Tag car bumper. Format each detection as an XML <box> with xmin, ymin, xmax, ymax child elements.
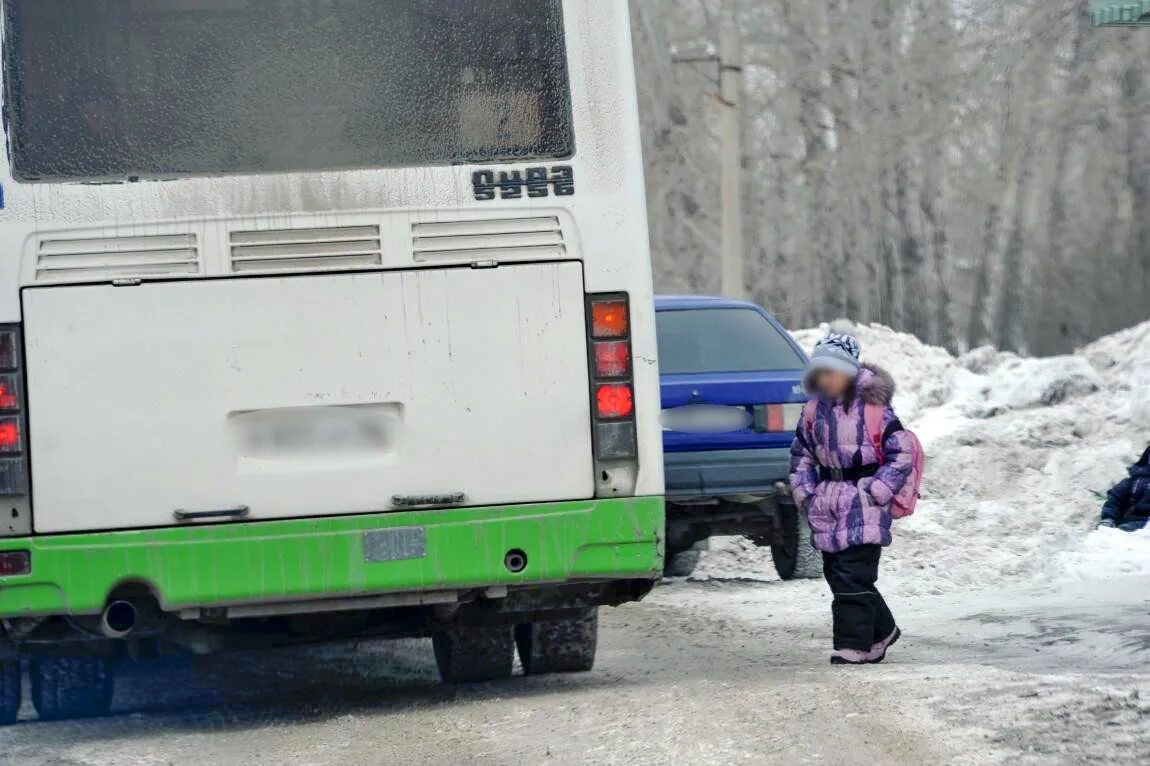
<box><xmin>0</xmin><ymin>497</ymin><xmax>664</xmax><ymax>618</ymax></box>
<box><xmin>664</xmin><ymin>447</ymin><xmax>791</xmax><ymax>499</ymax></box>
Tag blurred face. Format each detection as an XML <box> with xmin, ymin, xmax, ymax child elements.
<box><xmin>814</xmin><ymin>369</ymin><xmax>854</xmax><ymax>399</ymax></box>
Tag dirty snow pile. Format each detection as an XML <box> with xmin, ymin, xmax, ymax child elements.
<box><xmin>694</xmin><ymin>319</ymin><xmax>1150</xmax><ymax>594</ymax></box>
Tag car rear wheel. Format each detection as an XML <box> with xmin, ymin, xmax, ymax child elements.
<box><xmin>0</xmin><ymin>660</ymin><xmax>20</xmax><ymax>725</ymax></box>
<box><xmin>771</xmin><ymin>503</ymin><xmax>822</xmax><ymax>580</ymax></box>
<box><xmin>515</xmin><ymin>608</ymin><xmax>598</xmax><ymax>675</ymax></box>
<box><xmin>432</xmin><ymin>625</ymin><xmax>514</xmax><ymax>684</ymax></box>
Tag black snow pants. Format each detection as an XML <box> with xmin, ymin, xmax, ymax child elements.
<box><xmin>822</xmin><ymin>544</ymin><xmax>896</xmax><ymax>652</ymax></box>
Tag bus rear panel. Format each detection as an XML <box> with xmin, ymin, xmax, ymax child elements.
<box><xmin>0</xmin><ymin>0</ymin><xmax>663</xmax><ymax>715</ymax></box>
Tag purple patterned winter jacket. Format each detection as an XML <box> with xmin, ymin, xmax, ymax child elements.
<box><xmin>789</xmin><ymin>364</ymin><xmax>916</xmax><ymax>553</ymax></box>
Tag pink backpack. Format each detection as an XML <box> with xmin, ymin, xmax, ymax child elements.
<box><xmin>802</xmin><ymin>400</ymin><xmax>924</xmax><ymax>518</ymax></box>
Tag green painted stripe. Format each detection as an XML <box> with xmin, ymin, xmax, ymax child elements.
<box><xmin>1091</xmin><ymin>1</ymin><xmax>1150</xmax><ymax>25</ymax></box>
<box><xmin>0</xmin><ymin>497</ymin><xmax>664</xmax><ymax>617</ymax></box>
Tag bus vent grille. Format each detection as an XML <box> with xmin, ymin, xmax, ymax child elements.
<box><xmin>36</xmin><ymin>234</ymin><xmax>200</xmax><ymax>281</ymax></box>
<box><xmin>230</xmin><ymin>226</ymin><xmax>382</xmax><ymax>273</ymax></box>
<box><xmin>411</xmin><ymin>216</ymin><xmax>566</xmax><ymax>262</ymax></box>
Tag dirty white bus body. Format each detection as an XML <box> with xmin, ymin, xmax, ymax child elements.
<box><xmin>0</xmin><ymin>0</ymin><xmax>663</xmax><ymax>722</ymax></box>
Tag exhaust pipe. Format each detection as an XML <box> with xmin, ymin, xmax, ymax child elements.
<box><xmin>99</xmin><ymin>600</ymin><xmax>139</xmax><ymax>639</ymax></box>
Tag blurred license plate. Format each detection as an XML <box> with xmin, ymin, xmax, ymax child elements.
<box><xmin>233</xmin><ymin>405</ymin><xmax>394</xmax><ymax>459</ymax></box>
<box><xmin>364</xmin><ymin>527</ymin><xmax>426</xmax><ymax>562</ymax></box>
<box><xmin>660</xmin><ymin>404</ymin><xmax>753</xmax><ymax>434</ymax></box>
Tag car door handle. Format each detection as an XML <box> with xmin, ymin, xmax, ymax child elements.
<box><xmin>173</xmin><ymin>505</ymin><xmax>250</xmax><ymax>522</ymax></box>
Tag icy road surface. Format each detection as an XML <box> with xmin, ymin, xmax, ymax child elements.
<box><xmin>1</xmin><ymin>576</ymin><xmax>1147</xmax><ymax>766</ymax></box>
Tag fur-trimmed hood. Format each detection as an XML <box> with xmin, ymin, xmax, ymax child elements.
<box><xmin>856</xmin><ymin>363</ymin><xmax>896</xmax><ymax>406</ymax></box>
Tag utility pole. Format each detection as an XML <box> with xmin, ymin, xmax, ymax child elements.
<box><xmin>670</xmin><ymin>3</ymin><xmax>746</xmax><ymax>299</ymax></box>
<box><xmin>718</xmin><ymin>0</ymin><xmax>745</xmax><ymax>300</ymax></box>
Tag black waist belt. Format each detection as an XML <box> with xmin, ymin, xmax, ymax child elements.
<box><xmin>818</xmin><ymin>464</ymin><xmax>879</xmax><ymax>482</ymax></box>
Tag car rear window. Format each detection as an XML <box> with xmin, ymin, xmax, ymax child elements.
<box><xmin>656</xmin><ymin>308</ymin><xmax>805</xmax><ymax>374</ymax></box>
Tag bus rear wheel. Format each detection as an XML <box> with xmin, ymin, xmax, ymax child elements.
<box><xmin>0</xmin><ymin>661</ymin><xmax>20</xmax><ymax>725</ymax></box>
<box><xmin>515</xmin><ymin>608</ymin><xmax>598</xmax><ymax>675</ymax></box>
<box><xmin>432</xmin><ymin>625</ymin><xmax>514</xmax><ymax>684</ymax></box>
<box><xmin>29</xmin><ymin>657</ymin><xmax>114</xmax><ymax>722</ymax></box>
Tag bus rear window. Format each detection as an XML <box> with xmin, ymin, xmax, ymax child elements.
<box><xmin>4</xmin><ymin>0</ymin><xmax>573</xmax><ymax>181</ymax></box>
<box><xmin>656</xmin><ymin>308</ymin><xmax>806</xmax><ymax>374</ymax></box>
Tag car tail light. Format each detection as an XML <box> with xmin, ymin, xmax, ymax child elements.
<box><xmin>755</xmin><ymin>403</ymin><xmax>804</xmax><ymax>433</ymax></box>
<box><xmin>0</xmin><ymin>550</ymin><xmax>29</xmax><ymax>576</ymax></box>
<box><xmin>784</xmin><ymin>403</ymin><xmax>803</xmax><ymax>431</ymax></box>
<box><xmin>586</xmin><ymin>294</ymin><xmax>637</xmax><ymax>462</ymax></box>
<box><xmin>0</xmin><ymin>325</ymin><xmax>29</xmax><ymax>503</ymax></box>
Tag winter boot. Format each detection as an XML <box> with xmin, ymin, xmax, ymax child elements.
<box><xmin>867</xmin><ymin>627</ymin><xmax>901</xmax><ymax>664</ymax></box>
<box><xmin>829</xmin><ymin>648</ymin><xmax>870</xmax><ymax>665</ymax></box>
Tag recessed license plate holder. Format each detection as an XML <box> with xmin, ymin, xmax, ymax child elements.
<box><xmin>363</xmin><ymin>527</ymin><xmax>427</xmax><ymax>563</ymax></box>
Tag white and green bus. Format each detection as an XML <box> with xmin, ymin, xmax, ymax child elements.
<box><xmin>0</xmin><ymin>0</ymin><xmax>663</xmax><ymax>722</ymax></box>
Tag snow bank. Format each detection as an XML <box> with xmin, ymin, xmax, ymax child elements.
<box><xmin>690</xmin><ymin>536</ymin><xmax>777</xmax><ymax>582</ymax></box>
<box><xmin>1056</xmin><ymin>527</ymin><xmax>1150</xmax><ymax>582</ymax></box>
<box><xmin>696</xmin><ymin>318</ymin><xmax>1150</xmax><ymax>594</ymax></box>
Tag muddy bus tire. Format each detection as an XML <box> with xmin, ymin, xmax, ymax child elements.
<box><xmin>432</xmin><ymin>625</ymin><xmax>514</xmax><ymax>684</ymax></box>
<box><xmin>770</xmin><ymin>503</ymin><xmax>823</xmax><ymax>581</ymax></box>
<box><xmin>0</xmin><ymin>661</ymin><xmax>20</xmax><ymax>725</ymax></box>
<box><xmin>515</xmin><ymin>608</ymin><xmax>598</xmax><ymax>675</ymax></box>
<box><xmin>30</xmin><ymin>657</ymin><xmax>114</xmax><ymax>722</ymax></box>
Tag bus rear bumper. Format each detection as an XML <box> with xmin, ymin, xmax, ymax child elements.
<box><xmin>0</xmin><ymin>497</ymin><xmax>664</xmax><ymax>619</ymax></box>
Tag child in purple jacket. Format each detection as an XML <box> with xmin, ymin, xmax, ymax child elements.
<box><xmin>789</xmin><ymin>333</ymin><xmax>916</xmax><ymax>665</ymax></box>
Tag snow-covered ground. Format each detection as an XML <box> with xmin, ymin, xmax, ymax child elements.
<box><xmin>7</xmin><ymin>575</ymin><xmax>1146</xmax><ymax>765</ymax></box>
<box><xmin>696</xmin><ymin>318</ymin><xmax>1150</xmax><ymax>594</ymax></box>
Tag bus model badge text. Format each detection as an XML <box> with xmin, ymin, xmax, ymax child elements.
<box><xmin>472</xmin><ymin>165</ymin><xmax>575</xmax><ymax>201</ymax></box>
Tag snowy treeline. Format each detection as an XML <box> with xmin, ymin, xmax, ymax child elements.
<box><xmin>631</xmin><ymin>0</ymin><xmax>1150</xmax><ymax>355</ymax></box>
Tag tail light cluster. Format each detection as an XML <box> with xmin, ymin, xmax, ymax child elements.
<box><xmin>0</xmin><ymin>326</ymin><xmax>29</xmax><ymax>497</ymax></box>
<box><xmin>754</xmin><ymin>403</ymin><xmax>803</xmax><ymax>433</ymax></box>
<box><xmin>587</xmin><ymin>295</ymin><xmax>637</xmax><ymax>460</ymax></box>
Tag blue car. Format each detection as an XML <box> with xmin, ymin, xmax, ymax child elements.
<box><xmin>655</xmin><ymin>296</ymin><xmax>820</xmax><ymax>579</ymax></box>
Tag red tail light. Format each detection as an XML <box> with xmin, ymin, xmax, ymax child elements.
<box><xmin>596</xmin><ymin>384</ymin><xmax>634</xmax><ymax>419</ymax></box>
<box><xmin>590</xmin><ymin>300</ymin><xmax>629</xmax><ymax>339</ymax></box>
<box><xmin>754</xmin><ymin>403</ymin><xmax>804</xmax><ymax>433</ymax></box>
<box><xmin>0</xmin><ymin>325</ymin><xmax>29</xmax><ymax>500</ymax></box>
<box><xmin>0</xmin><ymin>550</ymin><xmax>30</xmax><ymax>576</ymax></box>
<box><xmin>766</xmin><ymin>405</ymin><xmax>785</xmax><ymax>433</ymax></box>
<box><xmin>593</xmin><ymin>341</ymin><xmax>631</xmax><ymax>378</ymax></box>
<box><xmin>586</xmin><ymin>294</ymin><xmax>637</xmax><ymax>461</ymax></box>
<box><xmin>0</xmin><ymin>376</ymin><xmax>18</xmax><ymax>411</ymax></box>
<box><xmin>0</xmin><ymin>419</ymin><xmax>21</xmax><ymax>453</ymax></box>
